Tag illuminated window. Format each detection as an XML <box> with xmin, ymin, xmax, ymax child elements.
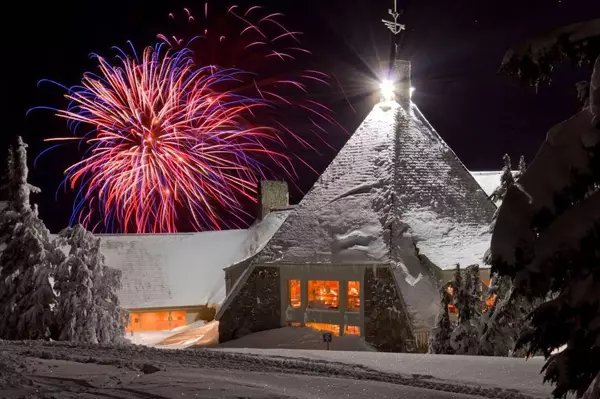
<box><xmin>288</xmin><ymin>279</ymin><xmax>301</xmax><ymax>309</ymax></box>
<box><xmin>305</xmin><ymin>322</ymin><xmax>340</xmax><ymax>336</ymax></box>
<box><xmin>344</xmin><ymin>325</ymin><xmax>360</xmax><ymax>336</ymax></box>
<box><xmin>308</xmin><ymin>280</ymin><xmax>339</xmax><ymax>310</ymax></box>
<box><xmin>347</xmin><ymin>281</ymin><xmax>360</xmax><ymax>312</ymax></box>
<box><xmin>288</xmin><ymin>322</ymin><xmax>301</xmax><ymax>327</ymax></box>
<box><xmin>127</xmin><ymin>310</ymin><xmax>188</xmax><ymax>331</ymax></box>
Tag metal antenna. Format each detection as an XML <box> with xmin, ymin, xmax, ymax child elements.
<box><xmin>382</xmin><ymin>0</ymin><xmax>405</xmax><ymax>36</ymax></box>
<box><xmin>382</xmin><ymin>0</ymin><xmax>406</xmax><ymax>67</ymax></box>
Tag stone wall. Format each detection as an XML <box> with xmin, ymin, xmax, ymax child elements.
<box><xmin>364</xmin><ymin>266</ymin><xmax>415</xmax><ymax>352</ymax></box>
<box><xmin>218</xmin><ymin>266</ymin><xmax>281</xmax><ymax>343</ymax></box>
<box><xmin>260</xmin><ymin>181</ymin><xmax>289</xmax><ymax>219</ymax></box>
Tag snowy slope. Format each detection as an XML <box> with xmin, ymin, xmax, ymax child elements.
<box><xmin>0</xmin><ymin>340</ymin><xmax>555</xmax><ymax>398</ymax></box>
<box><xmin>219</xmin><ymin>348</ymin><xmax>552</xmax><ymax>398</ymax></box>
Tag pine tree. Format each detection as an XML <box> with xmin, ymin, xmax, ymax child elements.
<box><xmin>450</xmin><ymin>265</ymin><xmax>482</xmax><ymax>355</ymax></box>
<box><xmin>0</xmin><ymin>137</ymin><xmax>60</xmax><ymax>340</ymax></box>
<box><xmin>53</xmin><ymin>224</ymin><xmax>127</xmax><ymax>344</ymax></box>
<box><xmin>515</xmin><ymin>155</ymin><xmax>526</xmax><ymax>181</ymax></box>
<box><xmin>428</xmin><ymin>284</ymin><xmax>455</xmax><ymax>354</ymax></box>
<box><xmin>489</xmin><ymin>154</ymin><xmax>514</xmax><ymax>205</ymax></box>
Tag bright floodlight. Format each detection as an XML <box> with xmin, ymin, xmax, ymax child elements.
<box><xmin>380</xmin><ymin>79</ymin><xmax>395</xmax><ymax>101</ymax></box>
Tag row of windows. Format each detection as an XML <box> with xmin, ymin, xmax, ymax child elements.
<box><xmin>126</xmin><ymin>311</ymin><xmax>186</xmax><ymax>332</ymax></box>
<box><xmin>289</xmin><ymin>280</ymin><xmax>360</xmax><ymax>312</ymax></box>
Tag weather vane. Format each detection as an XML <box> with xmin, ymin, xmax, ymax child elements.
<box><xmin>382</xmin><ymin>0</ymin><xmax>405</xmax><ymax>35</ymax></box>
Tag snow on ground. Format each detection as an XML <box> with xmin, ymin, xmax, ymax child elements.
<box><xmin>217</xmin><ymin>327</ymin><xmax>377</xmax><ymax>351</ymax></box>
<box><xmin>217</xmin><ymin>348</ymin><xmax>553</xmax><ymax>398</ymax></box>
<box><xmin>0</xmin><ymin>353</ymin><xmax>476</xmax><ymax>399</ymax></box>
<box><xmin>125</xmin><ymin>330</ymin><xmax>176</xmax><ymax>347</ymax></box>
<box><xmin>155</xmin><ymin>320</ymin><xmax>219</xmax><ymax>349</ymax></box>
<box><xmin>0</xmin><ymin>340</ymin><xmax>547</xmax><ymax>398</ymax></box>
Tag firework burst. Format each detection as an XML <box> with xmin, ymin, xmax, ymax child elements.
<box><xmin>37</xmin><ymin>3</ymin><xmax>343</xmax><ymax>233</ymax></box>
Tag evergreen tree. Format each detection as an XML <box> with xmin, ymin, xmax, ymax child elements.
<box><xmin>53</xmin><ymin>224</ymin><xmax>127</xmax><ymax>344</ymax></box>
<box><xmin>428</xmin><ymin>284</ymin><xmax>455</xmax><ymax>354</ymax></box>
<box><xmin>450</xmin><ymin>264</ymin><xmax>481</xmax><ymax>355</ymax></box>
<box><xmin>489</xmin><ymin>154</ymin><xmax>514</xmax><ymax>205</ymax></box>
<box><xmin>492</xmin><ymin>26</ymin><xmax>599</xmax><ymax>395</ymax></box>
<box><xmin>515</xmin><ymin>155</ymin><xmax>527</xmax><ymax>181</ymax></box>
<box><xmin>0</xmin><ymin>137</ymin><xmax>60</xmax><ymax>340</ymax></box>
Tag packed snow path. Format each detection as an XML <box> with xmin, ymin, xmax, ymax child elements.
<box><xmin>0</xmin><ymin>340</ymin><xmax>547</xmax><ymax>399</ymax></box>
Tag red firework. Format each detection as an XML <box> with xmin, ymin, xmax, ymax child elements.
<box><xmin>40</xmin><ymin>3</ymin><xmax>342</xmax><ymax>233</ymax></box>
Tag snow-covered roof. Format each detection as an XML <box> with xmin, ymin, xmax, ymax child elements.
<box><xmin>98</xmin><ymin>210</ymin><xmax>290</xmax><ymax>309</ymax></box>
<box><xmin>245</xmin><ymin>101</ymin><xmax>495</xmax><ymax>330</ymax></box>
<box><xmin>470</xmin><ymin>171</ymin><xmax>516</xmax><ymax>197</ymax></box>
<box><xmin>255</xmin><ymin>102</ymin><xmax>495</xmax><ymax>269</ymax></box>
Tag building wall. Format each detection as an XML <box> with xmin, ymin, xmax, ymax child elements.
<box><xmin>224</xmin><ymin>258</ymin><xmax>253</xmax><ymax>296</ymax></box>
<box><xmin>279</xmin><ymin>264</ymin><xmax>365</xmax><ymax>336</ymax></box>
<box><xmin>218</xmin><ymin>266</ymin><xmax>281</xmax><ymax>343</ymax></box>
<box><xmin>364</xmin><ymin>266</ymin><xmax>415</xmax><ymax>352</ymax></box>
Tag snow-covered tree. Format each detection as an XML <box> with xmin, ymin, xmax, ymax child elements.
<box><xmin>428</xmin><ymin>284</ymin><xmax>454</xmax><ymax>354</ymax></box>
<box><xmin>489</xmin><ymin>154</ymin><xmax>514</xmax><ymax>205</ymax></box>
<box><xmin>53</xmin><ymin>224</ymin><xmax>127</xmax><ymax>344</ymax></box>
<box><xmin>0</xmin><ymin>137</ymin><xmax>59</xmax><ymax>340</ymax></box>
<box><xmin>449</xmin><ymin>264</ymin><xmax>482</xmax><ymax>355</ymax></box>
<box><xmin>515</xmin><ymin>155</ymin><xmax>527</xmax><ymax>181</ymax></box>
<box><xmin>491</xmin><ymin>22</ymin><xmax>600</xmax><ymax>397</ymax></box>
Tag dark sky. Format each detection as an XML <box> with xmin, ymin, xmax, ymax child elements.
<box><xmin>2</xmin><ymin>0</ymin><xmax>599</xmax><ymax>232</ymax></box>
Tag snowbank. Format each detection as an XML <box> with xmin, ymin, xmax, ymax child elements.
<box><xmin>217</xmin><ymin>327</ymin><xmax>377</xmax><ymax>352</ymax></box>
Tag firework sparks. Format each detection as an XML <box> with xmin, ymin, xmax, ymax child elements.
<box><xmin>38</xmin><ymin>4</ymin><xmax>343</xmax><ymax>233</ymax></box>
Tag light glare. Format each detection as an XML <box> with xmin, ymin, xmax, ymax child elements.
<box><xmin>380</xmin><ymin>79</ymin><xmax>395</xmax><ymax>101</ymax></box>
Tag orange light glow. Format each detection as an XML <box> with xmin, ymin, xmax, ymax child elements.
<box><xmin>305</xmin><ymin>322</ymin><xmax>340</xmax><ymax>336</ymax></box>
<box><xmin>126</xmin><ymin>310</ymin><xmax>186</xmax><ymax>331</ymax></box>
<box><xmin>347</xmin><ymin>281</ymin><xmax>360</xmax><ymax>312</ymax></box>
<box><xmin>485</xmin><ymin>293</ymin><xmax>497</xmax><ymax>308</ymax></box>
<box><xmin>308</xmin><ymin>280</ymin><xmax>339</xmax><ymax>310</ymax></box>
<box><xmin>344</xmin><ymin>325</ymin><xmax>360</xmax><ymax>336</ymax></box>
<box><xmin>289</xmin><ymin>279</ymin><xmax>301</xmax><ymax>309</ymax></box>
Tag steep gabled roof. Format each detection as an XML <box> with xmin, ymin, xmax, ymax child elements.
<box><xmin>255</xmin><ymin>101</ymin><xmax>495</xmax><ymax>269</ymax></box>
<box><xmin>244</xmin><ymin>100</ymin><xmax>495</xmax><ymax>330</ymax></box>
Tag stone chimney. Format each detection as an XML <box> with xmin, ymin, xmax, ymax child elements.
<box><xmin>259</xmin><ymin>181</ymin><xmax>289</xmax><ymax>219</ymax></box>
<box><xmin>394</xmin><ymin>59</ymin><xmax>411</xmax><ymax>110</ymax></box>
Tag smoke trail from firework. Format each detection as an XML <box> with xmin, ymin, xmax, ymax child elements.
<box><xmin>38</xmin><ymin>4</ymin><xmax>343</xmax><ymax>233</ymax></box>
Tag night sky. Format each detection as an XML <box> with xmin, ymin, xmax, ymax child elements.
<box><xmin>2</xmin><ymin>0</ymin><xmax>599</xmax><ymax>232</ymax></box>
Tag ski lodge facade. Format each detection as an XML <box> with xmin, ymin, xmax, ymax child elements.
<box><xmin>83</xmin><ymin>59</ymin><xmax>503</xmax><ymax>352</ymax></box>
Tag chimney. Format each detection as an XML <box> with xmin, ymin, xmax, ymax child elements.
<box><xmin>394</xmin><ymin>59</ymin><xmax>411</xmax><ymax>110</ymax></box>
<box><xmin>259</xmin><ymin>181</ymin><xmax>289</xmax><ymax>219</ymax></box>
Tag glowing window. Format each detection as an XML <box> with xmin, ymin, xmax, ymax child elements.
<box><xmin>287</xmin><ymin>322</ymin><xmax>301</xmax><ymax>327</ymax></box>
<box><xmin>347</xmin><ymin>281</ymin><xmax>360</xmax><ymax>312</ymax></box>
<box><xmin>305</xmin><ymin>322</ymin><xmax>340</xmax><ymax>336</ymax></box>
<box><xmin>289</xmin><ymin>279</ymin><xmax>301</xmax><ymax>309</ymax></box>
<box><xmin>308</xmin><ymin>281</ymin><xmax>339</xmax><ymax>310</ymax></box>
<box><xmin>129</xmin><ymin>311</ymin><xmax>188</xmax><ymax>331</ymax></box>
<box><xmin>344</xmin><ymin>325</ymin><xmax>360</xmax><ymax>336</ymax></box>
